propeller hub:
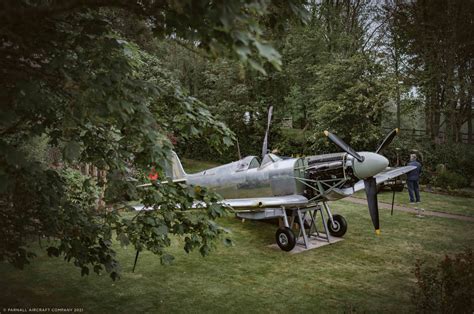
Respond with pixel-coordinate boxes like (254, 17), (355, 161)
(351, 152), (389, 179)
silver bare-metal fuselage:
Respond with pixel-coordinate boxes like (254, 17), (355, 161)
(166, 151), (390, 206)
(186, 156), (306, 199)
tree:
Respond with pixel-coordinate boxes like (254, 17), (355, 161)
(392, 0), (474, 143)
(310, 53), (388, 151)
(283, 1), (389, 152)
(0, 0), (305, 279)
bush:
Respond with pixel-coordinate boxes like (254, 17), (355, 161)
(412, 249), (474, 313)
(382, 135), (473, 188)
(433, 170), (470, 190)
(425, 143), (474, 185)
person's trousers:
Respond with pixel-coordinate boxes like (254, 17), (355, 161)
(407, 180), (420, 202)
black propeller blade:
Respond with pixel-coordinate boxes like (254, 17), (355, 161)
(364, 177), (380, 235)
(375, 128), (399, 154)
(324, 131), (364, 162)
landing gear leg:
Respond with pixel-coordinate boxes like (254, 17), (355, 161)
(323, 202), (348, 237)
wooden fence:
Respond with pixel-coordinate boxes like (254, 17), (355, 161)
(383, 127), (472, 144)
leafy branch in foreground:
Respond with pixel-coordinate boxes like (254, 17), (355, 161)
(0, 1), (305, 279)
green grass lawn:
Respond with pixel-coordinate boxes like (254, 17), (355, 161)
(1, 199), (473, 313)
(354, 189), (474, 217)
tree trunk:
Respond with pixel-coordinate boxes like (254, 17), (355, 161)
(468, 106), (472, 144)
(394, 51), (401, 129)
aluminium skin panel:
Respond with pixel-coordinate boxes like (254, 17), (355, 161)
(186, 157), (306, 199)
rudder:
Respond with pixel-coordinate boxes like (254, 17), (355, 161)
(164, 151), (186, 180)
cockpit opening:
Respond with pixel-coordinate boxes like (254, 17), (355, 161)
(235, 156), (260, 171)
(261, 153), (282, 167)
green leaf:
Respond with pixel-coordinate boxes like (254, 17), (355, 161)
(235, 44), (251, 61)
(248, 58), (266, 75)
(117, 233), (130, 247)
(63, 141), (82, 162)
(145, 217), (156, 226)
(254, 42), (282, 68)
(222, 136), (233, 147)
(199, 245), (211, 257)
(153, 225), (168, 236)
(160, 253), (175, 265)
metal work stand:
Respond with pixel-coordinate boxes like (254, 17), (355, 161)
(289, 205), (331, 249)
(236, 204), (335, 251)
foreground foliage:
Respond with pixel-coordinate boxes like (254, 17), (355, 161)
(0, 0), (305, 279)
(413, 249), (474, 313)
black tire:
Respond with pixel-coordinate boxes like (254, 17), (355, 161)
(275, 227), (296, 251)
(327, 214), (347, 237)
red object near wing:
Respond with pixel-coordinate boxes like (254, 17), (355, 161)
(148, 168), (159, 181)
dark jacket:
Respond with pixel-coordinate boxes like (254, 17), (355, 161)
(407, 160), (422, 181)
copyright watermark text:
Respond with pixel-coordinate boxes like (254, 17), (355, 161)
(2, 308), (83, 313)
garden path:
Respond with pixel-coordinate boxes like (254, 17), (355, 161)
(346, 197), (474, 222)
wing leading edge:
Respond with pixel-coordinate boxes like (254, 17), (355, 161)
(133, 194), (309, 211)
(222, 195), (309, 209)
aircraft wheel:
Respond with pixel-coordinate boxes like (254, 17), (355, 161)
(275, 227), (296, 252)
(327, 214), (347, 237)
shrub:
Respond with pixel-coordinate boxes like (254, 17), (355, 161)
(425, 143), (474, 185)
(382, 135), (473, 188)
(412, 249), (474, 313)
(433, 170), (470, 190)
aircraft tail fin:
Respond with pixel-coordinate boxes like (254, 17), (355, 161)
(164, 151), (187, 180)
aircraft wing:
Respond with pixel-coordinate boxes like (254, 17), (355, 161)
(222, 195), (309, 209)
(133, 194), (309, 211)
(341, 166), (416, 194)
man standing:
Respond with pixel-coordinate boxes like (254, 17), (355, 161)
(407, 154), (422, 203)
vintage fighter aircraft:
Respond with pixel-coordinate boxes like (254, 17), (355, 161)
(136, 107), (415, 252)
(139, 124), (415, 252)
